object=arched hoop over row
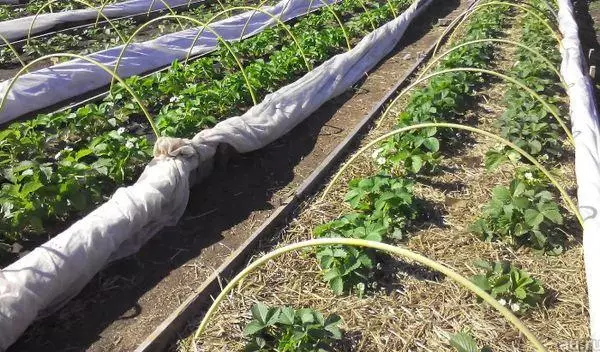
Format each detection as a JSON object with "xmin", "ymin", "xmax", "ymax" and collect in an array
[
  {"xmin": 27, "ymin": 0, "xmax": 128, "ymax": 46},
  {"xmin": 0, "ymin": 53, "xmax": 159, "ymax": 136},
  {"xmin": 356, "ymin": 0, "xmax": 377, "ymax": 31},
  {"xmin": 111, "ymin": 14, "xmax": 261, "ymax": 106},
  {"xmin": 518, "ymin": 0, "xmax": 558, "ymax": 20},
  {"xmin": 0, "ymin": 33, "xmax": 27, "ymax": 70},
  {"xmin": 433, "ymin": 1, "xmax": 561, "ymax": 57},
  {"xmin": 238, "ymin": 0, "xmax": 351, "ymax": 52},
  {"xmin": 320, "ymin": 122, "xmax": 583, "ymax": 226},
  {"xmin": 192, "ymin": 5, "xmax": 313, "ymax": 68},
  {"xmin": 94, "ymin": 0, "xmax": 184, "ymax": 26},
  {"xmin": 94, "ymin": 0, "xmax": 111, "ymax": 26},
  {"xmin": 240, "ymin": 0, "xmax": 294, "ymax": 41},
  {"xmin": 191, "ymin": 238, "xmax": 549, "ymax": 352},
  {"xmin": 419, "ymin": 38, "xmax": 566, "ymax": 90},
  {"xmin": 376, "ymin": 67, "xmax": 574, "ymax": 145},
  {"xmin": 144, "ymin": 0, "xmax": 185, "ymax": 28}
]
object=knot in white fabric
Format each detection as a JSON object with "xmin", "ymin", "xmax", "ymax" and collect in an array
[{"xmin": 153, "ymin": 136, "xmax": 197, "ymax": 158}]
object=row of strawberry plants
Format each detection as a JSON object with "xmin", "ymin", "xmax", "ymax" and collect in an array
[
  {"xmin": 472, "ymin": 1, "xmax": 569, "ymax": 255},
  {"xmin": 313, "ymin": 3, "xmax": 508, "ymax": 295},
  {"xmin": 0, "ymin": 0, "xmax": 258, "ymax": 68},
  {"xmin": 315, "ymin": 1, "xmax": 561, "ymax": 320},
  {"xmin": 489, "ymin": 6, "xmax": 564, "ymax": 163},
  {"xmin": 0, "ymin": 0, "xmax": 118, "ymax": 22},
  {"xmin": 0, "ymin": 0, "xmax": 407, "ymax": 258},
  {"xmin": 236, "ymin": 259, "xmax": 546, "ymax": 351}
]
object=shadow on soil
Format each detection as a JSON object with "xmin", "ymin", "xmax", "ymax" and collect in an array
[{"xmin": 10, "ymin": 1, "xmax": 462, "ymax": 351}]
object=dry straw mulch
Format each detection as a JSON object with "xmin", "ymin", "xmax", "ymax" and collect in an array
[{"xmin": 176, "ymin": 10, "xmax": 589, "ymax": 352}]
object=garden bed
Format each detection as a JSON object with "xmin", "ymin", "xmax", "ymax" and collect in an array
[
  {"xmin": 0, "ymin": 0, "xmax": 121, "ymax": 22},
  {"xmin": 177, "ymin": 1, "xmax": 590, "ymax": 351},
  {"xmin": 4, "ymin": 1, "xmax": 467, "ymax": 350},
  {"xmin": 0, "ymin": 0, "xmax": 266, "ymax": 81}
]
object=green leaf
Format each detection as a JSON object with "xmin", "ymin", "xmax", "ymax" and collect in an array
[
  {"xmin": 298, "ymin": 309, "xmax": 315, "ymax": 324},
  {"xmin": 515, "ymin": 287, "xmax": 527, "ymax": 300},
  {"xmin": 524, "ymin": 209, "xmax": 544, "ymax": 228},
  {"xmin": 320, "ymin": 255, "xmax": 334, "ymax": 268},
  {"xmin": 492, "ymin": 186, "xmax": 511, "ymax": 203},
  {"xmin": 423, "ymin": 137, "xmax": 440, "ymax": 152},
  {"xmin": 449, "ymin": 332, "xmax": 479, "ymax": 352},
  {"xmin": 21, "ymin": 180, "xmax": 43, "ymax": 196},
  {"xmin": 411, "ymin": 155, "xmax": 423, "ymax": 173},
  {"xmin": 265, "ymin": 308, "xmax": 281, "ymax": 326},
  {"xmin": 323, "ymin": 268, "xmax": 341, "ymax": 282},
  {"xmin": 512, "ymin": 196, "xmax": 530, "ymax": 209},
  {"xmin": 278, "ymin": 307, "xmax": 295, "ymax": 325},
  {"xmin": 491, "ymin": 276, "xmax": 511, "ymax": 295},
  {"xmin": 473, "ymin": 260, "xmax": 492, "ymax": 271},
  {"xmin": 484, "ymin": 149, "xmax": 508, "ymax": 171},
  {"xmin": 243, "ymin": 321, "xmax": 266, "ymax": 336},
  {"xmin": 470, "ymin": 274, "xmax": 491, "ymax": 291},
  {"xmin": 528, "ymin": 140, "xmax": 542, "ymax": 154},
  {"xmin": 75, "ymin": 148, "xmax": 93, "ymax": 161},
  {"xmin": 537, "ymin": 202, "xmax": 563, "ymax": 224},
  {"xmin": 329, "ymin": 276, "xmax": 344, "ymax": 295},
  {"xmin": 251, "ymin": 302, "xmax": 270, "ymax": 325}
]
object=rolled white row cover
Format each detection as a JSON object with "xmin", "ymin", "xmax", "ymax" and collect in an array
[
  {"xmin": 0, "ymin": 0, "xmax": 432, "ymax": 350},
  {"xmin": 0, "ymin": 0, "xmax": 338, "ymax": 125},
  {"xmin": 0, "ymin": 0, "xmax": 197, "ymax": 41},
  {"xmin": 557, "ymin": 0, "xmax": 600, "ymax": 349}
]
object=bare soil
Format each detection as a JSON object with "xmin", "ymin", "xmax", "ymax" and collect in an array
[{"xmin": 8, "ymin": 1, "xmax": 468, "ymax": 351}]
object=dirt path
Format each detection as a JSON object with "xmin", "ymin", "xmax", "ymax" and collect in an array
[{"xmin": 9, "ymin": 1, "xmax": 469, "ymax": 351}]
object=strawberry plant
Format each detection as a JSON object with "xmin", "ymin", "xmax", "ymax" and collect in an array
[
  {"xmin": 470, "ymin": 260, "xmax": 545, "ymax": 314},
  {"xmin": 0, "ymin": 0, "xmax": 117, "ymax": 22},
  {"xmin": 376, "ymin": 6, "xmax": 506, "ymax": 174},
  {"xmin": 243, "ymin": 303, "xmax": 342, "ymax": 352},
  {"xmin": 314, "ymin": 214, "xmax": 383, "ymax": 295},
  {"xmin": 449, "ymin": 331, "xmax": 491, "ymax": 352},
  {"xmin": 493, "ymin": 8, "xmax": 566, "ymax": 162},
  {"xmin": 470, "ymin": 176, "xmax": 565, "ymax": 254},
  {"xmin": 314, "ymin": 175, "xmax": 417, "ymax": 295},
  {"xmin": 344, "ymin": 174, "xmax": 417, "ymax": 238}
]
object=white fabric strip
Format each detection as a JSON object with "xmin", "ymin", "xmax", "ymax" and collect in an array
[
  {"xmin": 0, "ymin": 0, "xmax": 195, "ymax": 41},
  {"xmin": 557, "ymin": 0, "xmax": 600, "ymax": 349},
  {"xmin": 0, "ymin": 0, "xmax": 336, "ymax": 125}
]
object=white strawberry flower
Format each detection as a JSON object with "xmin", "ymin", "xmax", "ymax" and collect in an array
[
  {"xmin": 125, "ymin": 140, "xmax": 135, "ymax": 149},
  {"xmin": 510, "ymin": 302, "xmax": 520, "ymax": 312},
  {"xmin": 372, "ymin": 148, "xmax": 381, "ymax": 159},
  {"xmin": 117, "ymin": 127, "xmax": 126, "ymax": 135},
  {"xmin": 498, "ymin": 298, "xmax": 507, "ymax": 306}
]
